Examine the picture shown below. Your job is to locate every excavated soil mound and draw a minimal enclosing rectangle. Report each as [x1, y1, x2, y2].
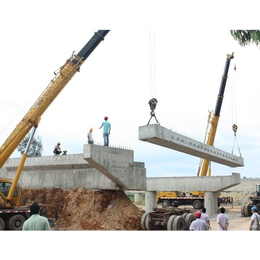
[23, 188, 143, 230]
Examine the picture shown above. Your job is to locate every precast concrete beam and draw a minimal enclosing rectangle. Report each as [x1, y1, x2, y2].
[139, 124, 244, 168]
[84, 145, 146, 190]
[4, 154, 91, 171]
[0, 148, 146, 190]
[146, 173, 241, 192]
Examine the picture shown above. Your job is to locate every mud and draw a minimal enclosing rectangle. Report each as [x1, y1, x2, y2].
[23, 188, 143, 230]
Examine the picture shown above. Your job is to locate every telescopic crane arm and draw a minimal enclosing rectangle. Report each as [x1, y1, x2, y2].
[0, 30, 109, 207]
[200, 53, 234, 176]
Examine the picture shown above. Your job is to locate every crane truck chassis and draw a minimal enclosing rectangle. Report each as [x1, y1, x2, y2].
[0, 30, 109, 230]
[157, 194, 233, 209]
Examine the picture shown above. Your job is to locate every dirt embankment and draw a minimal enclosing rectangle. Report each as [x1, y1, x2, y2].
[23, 188, 143, 230]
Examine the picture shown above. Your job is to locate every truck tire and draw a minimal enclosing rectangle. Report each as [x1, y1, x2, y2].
[0, 218, 5, 230]
[167, 215, 185, 230]
[144, 213, 156, 230]
[161, 200, 170, 208]
[141, 213, 149, 230]
[241, 203, 246, 216]
[173, 216, 185, 230]
[193, 200, 202, 209]
[244, 203, 252, 217]
[167, 215, 176, 230]
[181, 213, 188, 229]
[6, 215, 26, 230]
[185, 213, 196, 230]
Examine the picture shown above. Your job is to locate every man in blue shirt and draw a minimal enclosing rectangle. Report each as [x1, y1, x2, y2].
[99, 116, 111, 146]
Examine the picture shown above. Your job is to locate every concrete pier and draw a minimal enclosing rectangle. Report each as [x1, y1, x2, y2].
[139, 124, 244, 167]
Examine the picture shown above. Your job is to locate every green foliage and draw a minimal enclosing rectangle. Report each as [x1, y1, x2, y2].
[17, 134, 43, 157]
[230, 30, 260, 47]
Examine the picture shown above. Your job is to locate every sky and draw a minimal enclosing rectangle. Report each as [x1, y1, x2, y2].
[1, 0, 260, 256]
[1, 1, 260, 181]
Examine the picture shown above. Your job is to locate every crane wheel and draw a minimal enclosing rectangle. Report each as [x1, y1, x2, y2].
[193, 200, 202, 209]
[0, 218, 5, 230]
[6, 215, 26, 230]
[161, 200, 170, 208]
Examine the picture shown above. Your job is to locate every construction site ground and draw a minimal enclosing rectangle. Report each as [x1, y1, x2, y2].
[21, 188, 257, 231]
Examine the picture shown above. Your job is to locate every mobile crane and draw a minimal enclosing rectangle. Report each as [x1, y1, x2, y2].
[144, 54, 235, 229]
[155, 53, 234, 211]
[0, 30, 109, 230]
[198, 53, 234, 176]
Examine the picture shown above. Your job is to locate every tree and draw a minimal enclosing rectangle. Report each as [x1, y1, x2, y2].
[17, 134, 43, 157]
[230, 30, 260, 46]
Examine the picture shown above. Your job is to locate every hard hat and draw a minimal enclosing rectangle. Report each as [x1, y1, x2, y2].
[104, 116, 108, 120]
[251, 206, 258, 212]
[57, 142, 60, 145]
[194, 211, 201, 218]
[90, 128, 93, 131]
[63, 149, 67, 152]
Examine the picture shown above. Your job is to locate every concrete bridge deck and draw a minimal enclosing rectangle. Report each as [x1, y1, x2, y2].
[0, 144, 241, 216]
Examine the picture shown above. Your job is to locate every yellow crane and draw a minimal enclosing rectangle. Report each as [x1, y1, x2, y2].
[198, 53, 234, 176]
[0, 30, 109, 229]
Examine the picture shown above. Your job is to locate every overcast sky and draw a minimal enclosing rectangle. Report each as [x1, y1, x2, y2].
[2, 0, 260, 255]
[1, 1, 260, 181]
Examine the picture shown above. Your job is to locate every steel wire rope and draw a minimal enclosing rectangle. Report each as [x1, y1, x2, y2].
[149, 30, 157, 99]
[230, 61, 242, 156]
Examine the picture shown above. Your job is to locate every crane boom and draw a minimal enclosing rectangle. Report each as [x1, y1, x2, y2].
[0, 30, 109, 170]
[200, 53, 234, 176]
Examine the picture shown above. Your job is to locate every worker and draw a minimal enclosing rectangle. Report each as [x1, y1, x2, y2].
[200, 207, 211, 230]
[189, 211, 208, 231]
[53, 142, 62, 155]
[88, 128, 94, 144]
[99, 116, 111, 146]
[62, 149, 68, 155]
[22, 202, 51, 231]
[217, 207, 229, 231]
[249, 206, 260, 230]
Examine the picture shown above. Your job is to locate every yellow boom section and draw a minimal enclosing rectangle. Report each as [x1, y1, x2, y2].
[0, 54, 83, 169]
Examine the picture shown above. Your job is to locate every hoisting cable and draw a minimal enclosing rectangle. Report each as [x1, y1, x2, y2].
[149, 30, 157, 99]
[230, 62, 242, 157]
[147, 30, 160, 125]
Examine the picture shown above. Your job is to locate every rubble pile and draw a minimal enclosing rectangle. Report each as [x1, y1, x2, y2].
[23, 188, 143, 230]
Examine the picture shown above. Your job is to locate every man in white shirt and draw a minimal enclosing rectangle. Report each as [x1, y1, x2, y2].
[88, 128, 94, 144]
[189, 211, 208, 231]
[249, 206, 260, 231]
[217, 207, 229, 231]
[200, 207, 211, 230]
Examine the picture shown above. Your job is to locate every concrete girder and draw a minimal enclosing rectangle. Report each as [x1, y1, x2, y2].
[139, 124, 244, 168]
[146, 173, 241, 192]
[0, 146, 146, 190]
[145, 173, 240, 216]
